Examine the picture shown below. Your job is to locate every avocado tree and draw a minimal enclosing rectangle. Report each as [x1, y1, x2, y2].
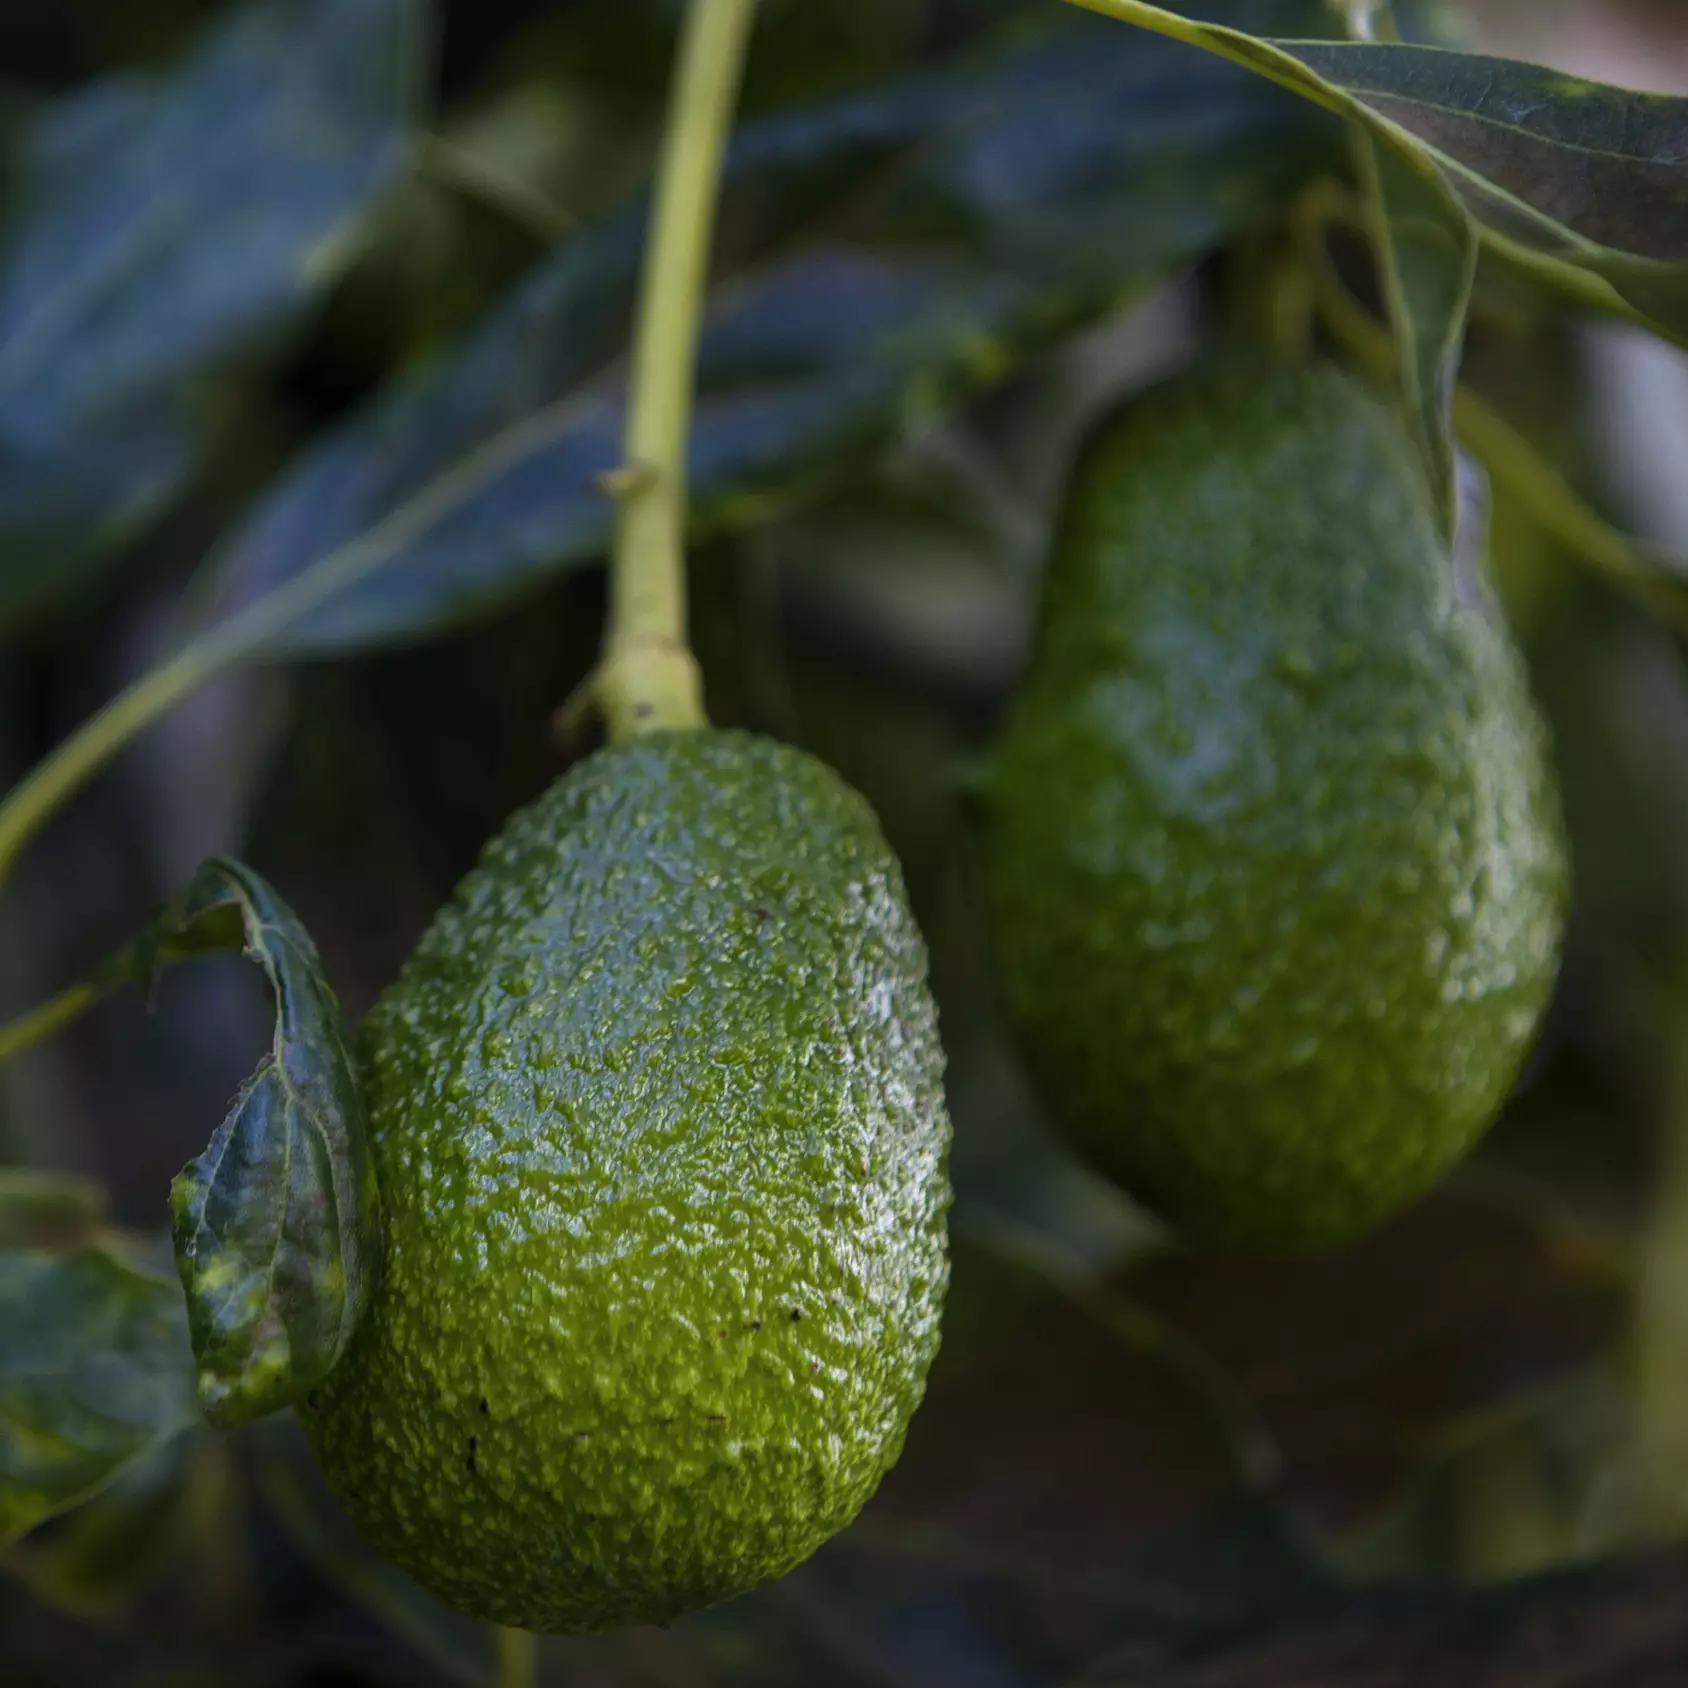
[2, 0, 1687, 1683]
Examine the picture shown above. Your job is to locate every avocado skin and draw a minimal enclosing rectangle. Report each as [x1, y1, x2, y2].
[982, 360, 1568, 1252]
[302, 730, 952, 1634]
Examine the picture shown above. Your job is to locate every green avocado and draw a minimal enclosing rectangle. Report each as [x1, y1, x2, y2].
[302, 730, 952, 1634]
[981, 359, 1568, 1252]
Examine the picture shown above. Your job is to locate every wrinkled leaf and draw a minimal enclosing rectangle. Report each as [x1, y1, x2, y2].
[1065, 4, 1688, 345]
[0, 0, 420, 629]
[1352, 129, 1475, 536]
[161, 860, 379, 1430]
[0, 1169, 108, 1252]
[0, 1245, 197, 1545]
[195, 6, 1341, 652]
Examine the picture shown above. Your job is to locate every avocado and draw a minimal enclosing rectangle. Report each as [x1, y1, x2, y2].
[981, 359, 1568, 1252]
[302, 730, 952, 1633]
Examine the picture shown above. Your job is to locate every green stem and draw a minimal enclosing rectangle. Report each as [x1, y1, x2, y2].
[0, 629, 244, 895]
[951, 1212, 1284, 1499]
[412, 134, 578, 246]
[495, 1626, 537, 1688]
[596, 0, 758, 743]
[0, 0, 756, 888]
[0, 377, 606, 895]
[0, 980, 103, 1064]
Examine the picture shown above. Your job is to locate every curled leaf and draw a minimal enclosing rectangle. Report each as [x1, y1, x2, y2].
[0, 860, 377, 1429]
[164, 860, 380, 1429]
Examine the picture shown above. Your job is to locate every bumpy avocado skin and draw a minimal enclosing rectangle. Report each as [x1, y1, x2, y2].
[982, 360, 1567, 1252]
[302, 731, 952, 1634]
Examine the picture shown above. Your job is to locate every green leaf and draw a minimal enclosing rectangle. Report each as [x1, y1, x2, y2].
[0, 0, 421, 632]
[1352, 128, 1476, 536]
[0, 1245, 198, 1545]
[1283, 42, 1687, 261]
[1064, 4, 1688, 344]
[190, 5, 1341, 653]
[0, 2, 1353, 890]
[161, 860, 380, 1430]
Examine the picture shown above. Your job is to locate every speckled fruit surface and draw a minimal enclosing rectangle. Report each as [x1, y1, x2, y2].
[982, 359, 1568, 1252]
[302, 730, 952, 1633]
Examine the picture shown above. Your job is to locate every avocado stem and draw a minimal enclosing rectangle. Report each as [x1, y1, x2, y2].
[494, 1626, 537, 1688]
[0, 978, 104, 1065]
[598, 0, 759, 743]
[0, 0, 756, 890]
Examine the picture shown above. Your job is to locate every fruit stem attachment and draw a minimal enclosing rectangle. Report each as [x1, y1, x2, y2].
[495, 1626, 537, 1688]
[596, 0, 758, 743]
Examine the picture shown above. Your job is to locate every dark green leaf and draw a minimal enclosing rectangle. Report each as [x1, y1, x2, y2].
[0, 0, 421, 631]
[1353, 128, 1476, 535]
[197, 7, 1341, 653]
[1284, 42, 1687, 263]
[162, 860, 379, 1430]
[1062, 7, 1688, 344]
[0, 1245, 197, 1545]
[0, 1169, 108, 1252]
[1278, 42, 1688, 339]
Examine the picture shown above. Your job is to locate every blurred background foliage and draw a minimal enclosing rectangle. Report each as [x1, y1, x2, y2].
[3, 0, 1688, 1682]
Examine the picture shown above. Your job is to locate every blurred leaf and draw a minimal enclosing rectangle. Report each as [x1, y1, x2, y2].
[0, 1244, 197, 1545]
[0, 1169, 108, 1252]
[1066, 5, 1688, 345]
[1352, 130, 1475, 535]
[0, 0, 421, 631]
[194, 7, 1340, 653]
[160, 860, 379, 1430]
[1, 1430, 219, 1621]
